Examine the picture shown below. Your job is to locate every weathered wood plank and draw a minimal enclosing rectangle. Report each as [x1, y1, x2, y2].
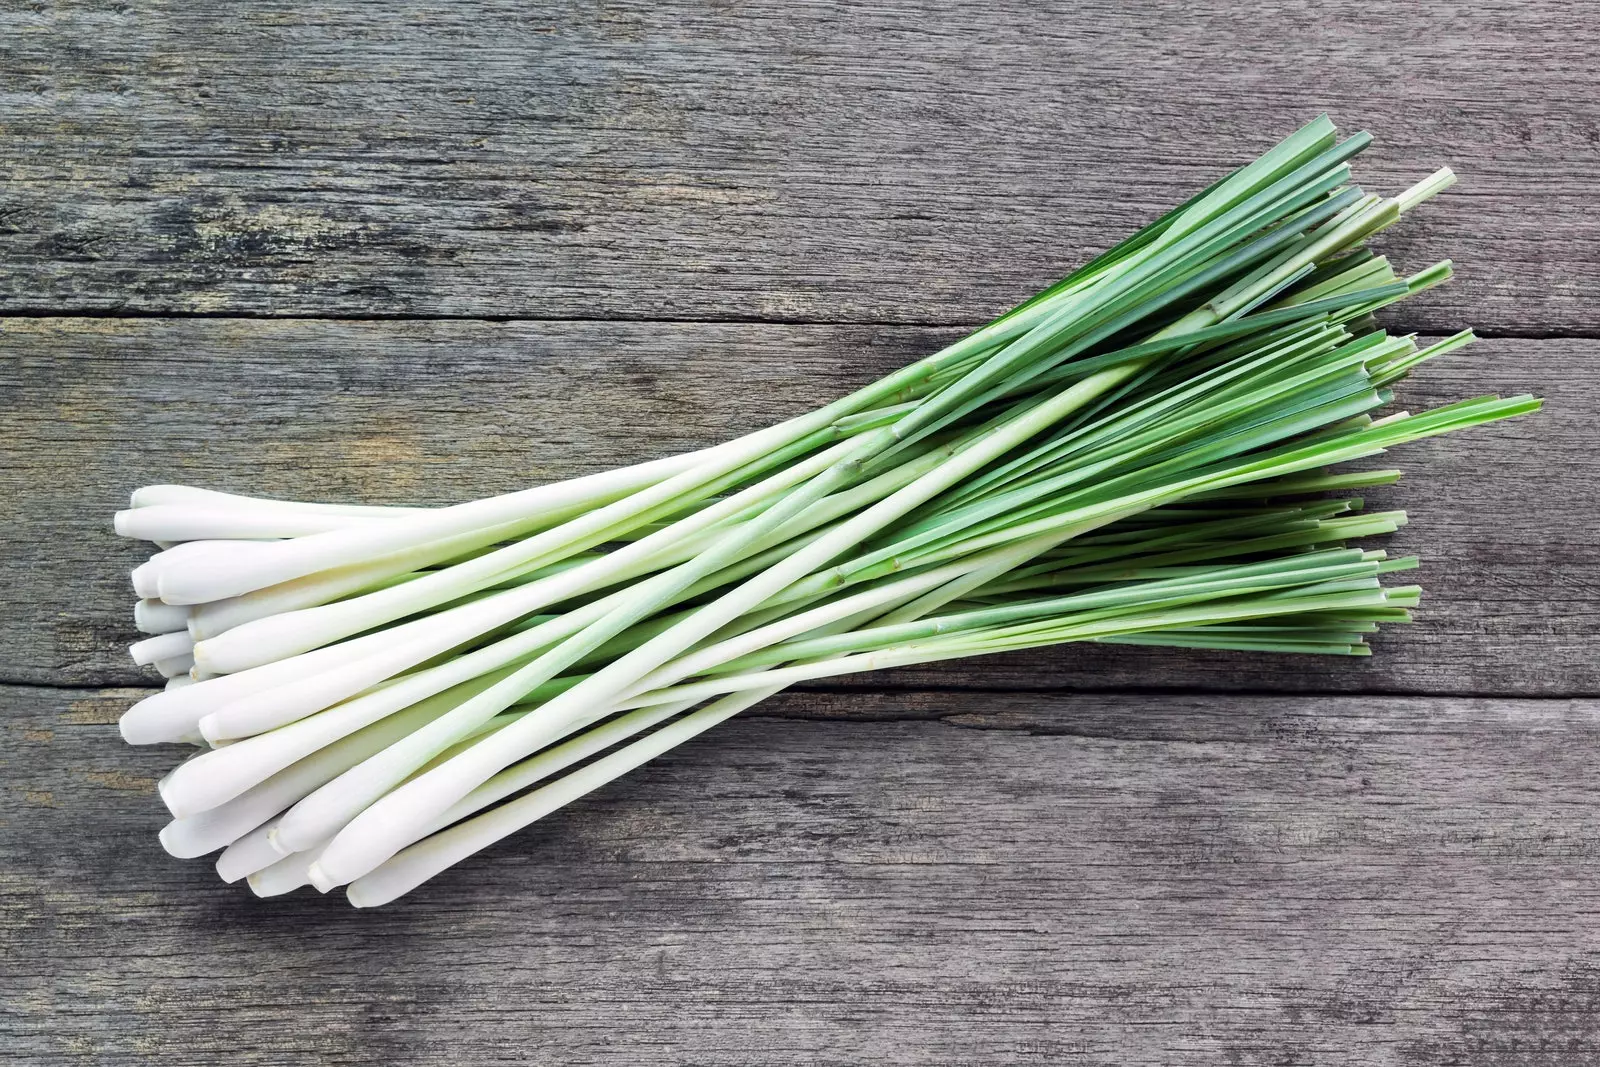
[1, 1, 1597, 331]
[5, 684, 1598, 1065]
[4, 318, 1586, 694]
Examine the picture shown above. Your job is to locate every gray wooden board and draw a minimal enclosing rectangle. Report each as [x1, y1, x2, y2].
[3, 318, 1589, 695]
[5, 0, 1599, 1062]
[4, 683, 1599, 1066]
[1, 1, 1598, 331]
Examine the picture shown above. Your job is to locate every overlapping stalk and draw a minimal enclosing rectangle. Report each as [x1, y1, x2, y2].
[112, 117, 1539, 906]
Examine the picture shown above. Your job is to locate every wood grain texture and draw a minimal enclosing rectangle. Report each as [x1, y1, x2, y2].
[6, 3, 1596, 1062]
[5, 683, 1598, 1066]
[2, 0, 1598, 331]
[3, 317, 1585, 695]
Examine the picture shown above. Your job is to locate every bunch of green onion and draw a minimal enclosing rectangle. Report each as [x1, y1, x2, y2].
[114, 118, 1539, 907]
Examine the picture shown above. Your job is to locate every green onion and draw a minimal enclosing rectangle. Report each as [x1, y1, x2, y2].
[110, 117, 1540, 906]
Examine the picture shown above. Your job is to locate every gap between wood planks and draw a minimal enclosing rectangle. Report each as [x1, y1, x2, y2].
[6, 307, 1600, 340]
[9, 677, 1585, 705]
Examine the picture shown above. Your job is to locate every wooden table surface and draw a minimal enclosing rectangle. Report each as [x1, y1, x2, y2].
[4, 3, 1598, 1064]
